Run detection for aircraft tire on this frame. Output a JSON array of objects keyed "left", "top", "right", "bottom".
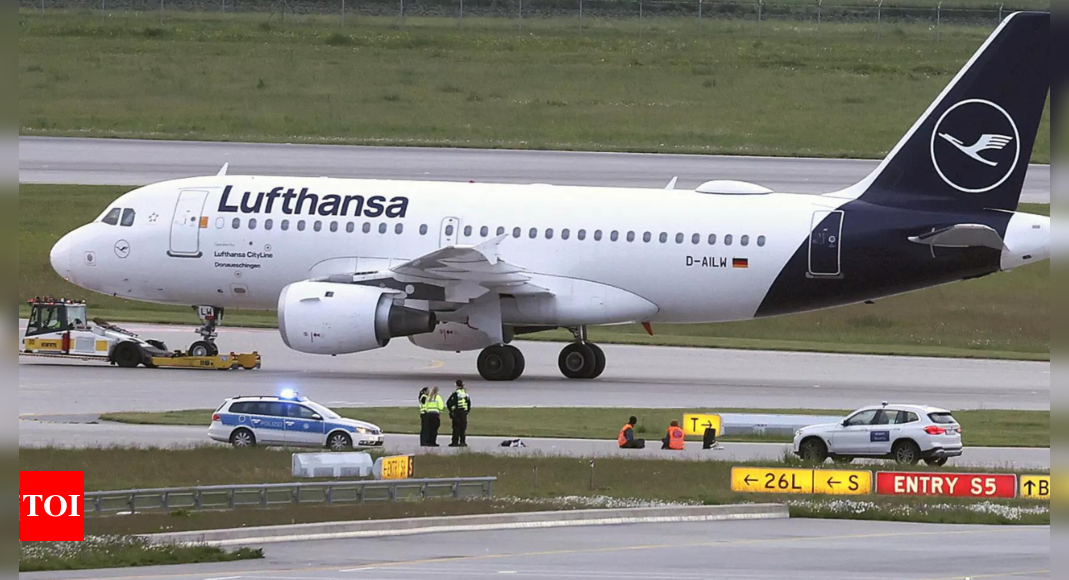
[
  {"left": 559, "top": 343, "right": 598, "bottom": 380},
  {"left": 589, "top": 343, "right": 606, "bottom": 379},
  {"left": 505, "top": 345, "right": 526, "bottom": 380},
  {"left": 190, "top": 341, "right": 219, "bottom": 358},
  {"left": 478, "top": 345, "right": 518, "bottom": 382}
]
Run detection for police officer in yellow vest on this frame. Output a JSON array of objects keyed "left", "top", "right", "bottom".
[
  {"left": 421, "top": 386, "right": 446, "bottom": 447},
  {"left": 447, "top": 380, "right": 472, "bottom": 448}
]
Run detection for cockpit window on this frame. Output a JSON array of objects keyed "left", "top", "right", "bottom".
[
  {"left": 120, "top": 209, "right": 136, "bottom": 227},
  {"left": 102, "top": 208, "right": 121, "bottom": 226}
]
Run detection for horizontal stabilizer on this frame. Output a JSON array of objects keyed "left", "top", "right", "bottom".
[{"left": 908, "top": 224, "right": 1006, "bottom": 250}]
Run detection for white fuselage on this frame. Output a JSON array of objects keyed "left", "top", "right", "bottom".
[{"left": 52, "top": 176, "right": 850, "bottom": 325}]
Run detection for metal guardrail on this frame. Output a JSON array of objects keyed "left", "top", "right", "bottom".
[{"left": 85, "top": 477, "right": 497, "bottom": 515}]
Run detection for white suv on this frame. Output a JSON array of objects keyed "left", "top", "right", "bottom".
[
  {"left": 208, "top": 393, "right": 384, "bottom": 451},
  {"left": 793, "top": 404, "right": 963, "bottom": 466}
]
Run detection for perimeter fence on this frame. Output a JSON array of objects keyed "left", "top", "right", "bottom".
[{"left": 20, "top": 0, "right": 1048, "bottom": 29}]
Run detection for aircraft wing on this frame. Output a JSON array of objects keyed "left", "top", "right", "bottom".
[{"left": 322, "top": 235, "right": 548, "bottom": 303}]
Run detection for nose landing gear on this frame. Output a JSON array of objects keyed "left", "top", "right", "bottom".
[{"left": 190, "top": 306, "right": 223, "bottom": 357}]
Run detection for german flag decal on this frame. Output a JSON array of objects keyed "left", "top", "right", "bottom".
[{"left": 733, "top": 258, "right": 750, "bottom": 269}]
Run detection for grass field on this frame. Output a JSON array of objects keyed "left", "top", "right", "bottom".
[
  {"left": 19, "top": 10, "right": 1050, "bottom": 161},
  {"left": 102, "top": 406, "right": 1051, "bottom": 448},
  {"left": 19, "top": 183, "right": 1050, "bottom": 359},
  {"left": 19, "top": 447, "right": 1051, "bottom": 533},
  {"left": 20, "top": 537, "right": 262, "bottom": 573}
]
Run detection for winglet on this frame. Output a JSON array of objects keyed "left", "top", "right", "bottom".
[
  {"left": 217, "top": 163, "right": 230, "bottom": 177},
  {"left": 665, "top": 177, "right": 679, "bottom": 190}
]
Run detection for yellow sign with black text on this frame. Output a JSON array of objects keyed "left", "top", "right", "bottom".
[
  {"left": 732, "top": 468, "right": 814, "bottom": 494},
  {"left": 813, "top": 470, "right": 873, "bottom": 496},
  {"left": 377, "top": 455, "right": 414, "bottom": 480},
  {"left": 683, "top": 414, "right": 722, "bottom": 437},
  {"left": 1019, "top": 475, "right": 1049, "bottom": 501}
]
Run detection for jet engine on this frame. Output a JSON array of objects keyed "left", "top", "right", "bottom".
[{"left": 279, "top": 281, "right": 436, "bottom": 355}]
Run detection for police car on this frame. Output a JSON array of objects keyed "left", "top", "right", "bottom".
[
  {"left": 208, "top": 391, "right": 384, "bottom": 451},
  {"left": 793, "top": 403, "right": 963, "bottom": 466}
]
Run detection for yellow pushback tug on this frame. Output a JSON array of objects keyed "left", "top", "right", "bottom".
[{"left": 20, "top": 298, "right": 260, "bottom": 371}]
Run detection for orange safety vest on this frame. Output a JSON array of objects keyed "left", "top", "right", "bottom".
[
  {"left": 618, "top": 424, "right": 634, "bottom": 447},
  {"left": 667, "top": 426, "right": 685, "bottom": 450}
]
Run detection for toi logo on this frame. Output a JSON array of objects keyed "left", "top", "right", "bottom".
[{"left": 20, "top": 471, "right": 86, "bottom": 542}]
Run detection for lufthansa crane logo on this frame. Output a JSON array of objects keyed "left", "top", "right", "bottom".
[{"left": 931, "top": 99, "right": 1020, "bottom": 194}]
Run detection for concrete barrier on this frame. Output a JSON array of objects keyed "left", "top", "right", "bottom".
[{"left": 147, "top": 503, "right": 789, "bottom": 547}]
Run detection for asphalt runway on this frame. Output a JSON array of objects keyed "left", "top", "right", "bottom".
[
  {"left": 17, "top": 418, "right": 1051, "bottom": 470},
  {"left": 17, "top": 322, "right": 1050, "bottom": 415},
  {"left": 17, "top": 136, "right": 1053, "bottom": 204},
  {"left": 22, "top": 520, "right": 1050, "bottom": 580}
]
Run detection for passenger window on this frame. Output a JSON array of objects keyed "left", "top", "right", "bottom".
[
  {"left": 287, "top": 404, "right": 319, "bottom": 419},
  {"left": 660, "top": 233, "right": 668, "bottom": 244},
  {"left": 758, "top": 236, "right": 766, "bottom": 247},
  {"left": 314, "top": 221, "right": 323, "bottom": 232},
  {"left": 120, "top": 209, "right": 136, "bottom": 227},
  {"left": 626, "top": 231, "right": 635, "bottom": 243},
  {"left": 464, "top": 226, "right": 473, "bottom": 237},
  {"left": 420, "top": 224, "right": 429, "bottom": 236},
  {"left": 844, "top": 410, "right": 879, "bottom": 427},
  {"left": 248, "top": 219, "right": 258, "bottom": 230},
  {"left": 265, "top": 219, "right": 274, "bottom": 231},
  {"left": 395, "top": 223, "right": 404, "bottom": 235},
  {"left": 529, "top": 228, "right": 538, "bottom": 239},
  {"left": 102, "top": 208, "right": 121, "bottom": 226},
  {"left": 562, "top": 229, "right": 570, "bottom": 240},
  {"left": 594, "top": 230, "right": 603, "bottom": 241},
  {"left": 675, "top": 233, "right": 684, "bottom": 244},
  {"left": 643, "top": 232, "right": 652, "bottom": 243},
  {"left": 876, "top": 410, "right": 900, "bottom": 425},
  {"left": 741, "top": 235, "right": 750, "bottom": 247},
  {"left": 297, "top": 221, "right": 306, "bottom": 232},
  {"left": 546, "top": 228, "right": 554, "bottom": 240},
  {"left": 692, "top": 234, "right": 700, "bottom": 245},
  {"left": 330, "top": 222, "right": 339, "bottom": 233},
  {"left": 578, "top": 230, "right": 587, "bottom": 241},
  {"left": 724, "top": 235, "right": 734, "bottom": 246},
  {"left": 346, "top": 222, "right": 355, "bottom": 234},
  {"left": 610, "top": 231, "right": 619, "bottom": 242},
  {"left": 708, "top": 234, "right": 717, "bottom": 246},
  {"left": 513, "top": 227, "right": 522, "bottom": 238},
  {"left": 897, "top": 412, "right": 919, "bottom": 425},
  {"left": 497, "top": 227, "right": 506, "bottom": 236},
  {"left": 363, "top": 222, "right": 372, "bottom": 234},
  {"left": 480, "top": 226, "right": 489, "bottom": 238},
  {"left": 281, "top": 220, "right": 290, "bottom": 231},
  {"left": 230, "top": 402, "right": 249, "bottom": 414},
  {"left": 379, "top": 223, "right": 387, "bottom": 234},
  {"left": 232, "top": 218, "right": 241, "bottom": 230}
]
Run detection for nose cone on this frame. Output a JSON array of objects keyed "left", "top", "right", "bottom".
[{"left": 50, "top": 234, "right": 73, "bottom": 280}]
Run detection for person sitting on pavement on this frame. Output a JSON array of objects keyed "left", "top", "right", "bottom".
[
  {"left": 662, "top": 420, "right": 686, "bottom": 451},
  {"left": 618, "top": 416, "right": 646, "bottom": 449}
]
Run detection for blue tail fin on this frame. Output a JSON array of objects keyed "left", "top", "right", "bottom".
[{"left": 839, "top": 12, "right": 1049, "bottom": 213}]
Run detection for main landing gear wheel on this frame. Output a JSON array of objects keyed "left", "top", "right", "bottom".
[
  {"left": 478, "top": 345, "right": 525, "bottom": 381},
  {"left": 559, "top": 343, "right": 605, "bottom": 380}
]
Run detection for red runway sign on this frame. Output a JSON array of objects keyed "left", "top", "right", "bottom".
[{"left": 876, "top": 472, "right": 1017, "bottom": 499}]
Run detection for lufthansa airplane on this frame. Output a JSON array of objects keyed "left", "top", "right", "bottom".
[{"left": 49, "top": 13, "right": 1049, "bottom": 381}]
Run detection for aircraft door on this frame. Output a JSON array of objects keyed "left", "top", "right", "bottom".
[
  {"left": 439, "top": 217, "right": 460, "bottom": 248},
  {"left": 169, "top": 190, "right": 210, "bottom": 257},
  {"left": 808, "top": 210, "right": 844, "bottom": 278}
]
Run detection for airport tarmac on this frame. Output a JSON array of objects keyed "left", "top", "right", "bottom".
[
  {"left": 17, "top": 322, "right": 1050, "bottom": 415},
  {"left": 17, "top": 136, "right": 1053, "bottom": 204},
  {"left": 17, "top": 417, "right": 1051, "bottom": 470},
  {"left": 21, "top": 519, "right": 1050, "bottom": 580}
]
